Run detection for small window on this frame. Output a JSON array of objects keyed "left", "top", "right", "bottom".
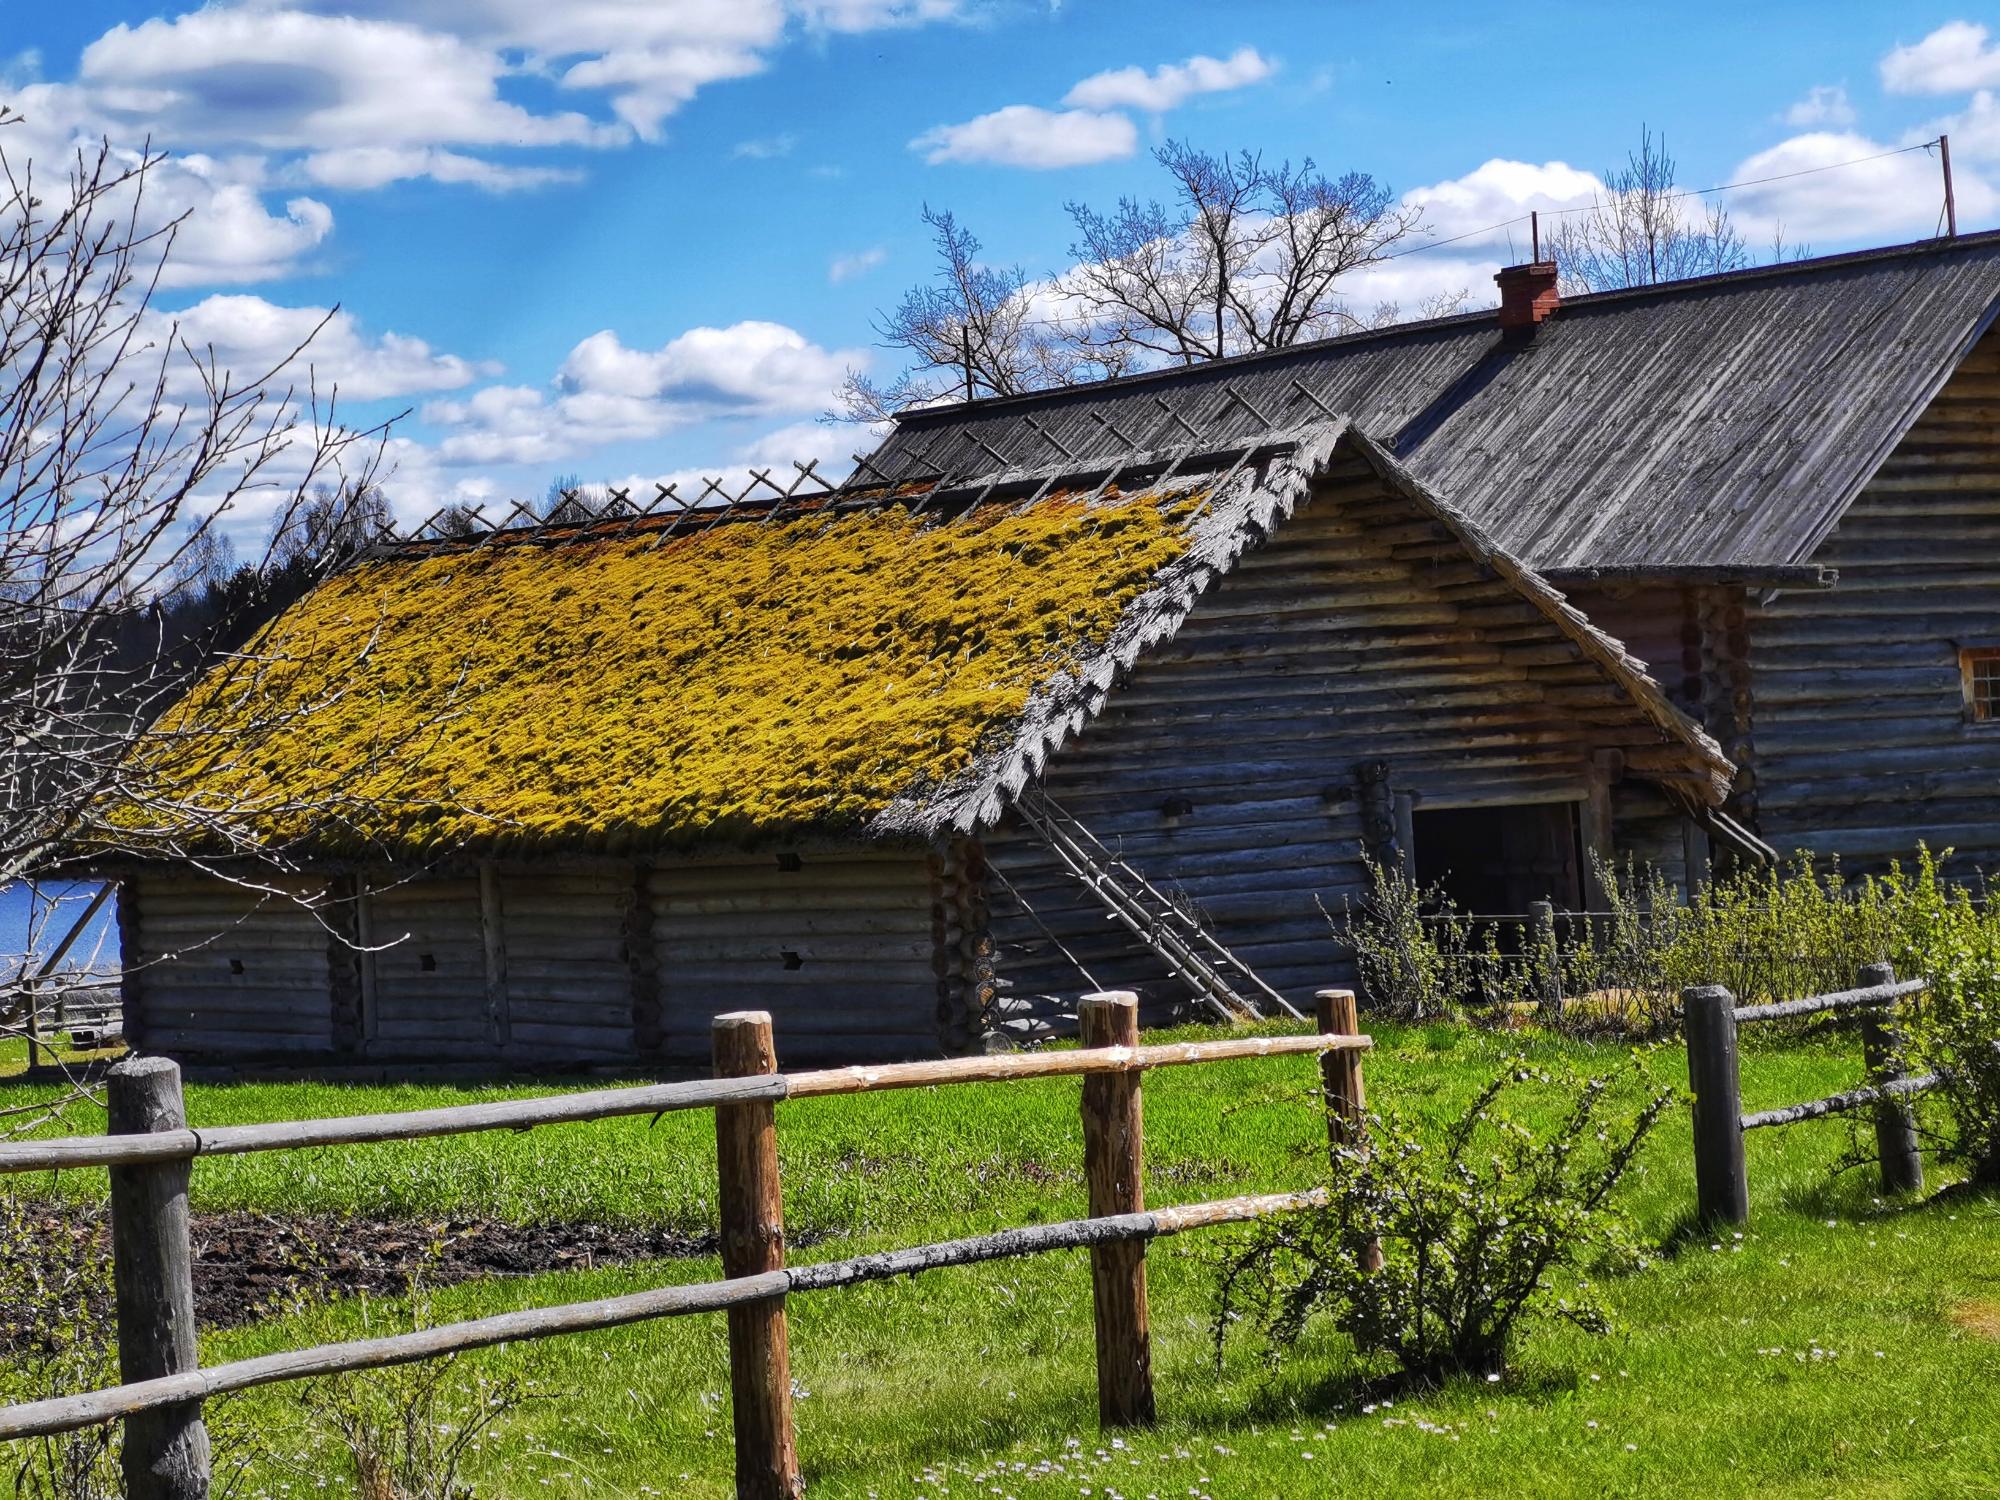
[{"left": 1962, "top": 648, "right": 2000, "bottom": 723}]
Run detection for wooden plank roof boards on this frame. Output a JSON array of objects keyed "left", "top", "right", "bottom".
[
  {"left": 119, "top": 422, "right": 1729, "bottom": 864},
  {"left": 862, "top": 232, "right": 2000, "bottom": 572}
]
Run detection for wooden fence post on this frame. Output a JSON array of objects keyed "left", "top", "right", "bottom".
[
  {"left": 1078, "top": 991, "right": 1154, "bottom": 1429},
  {"left": 1857, "top": 961, "right": 1924, "bottom": 1196},
  {"left": 106, "top": 1057, "right": 211, "bottom": 1500},
  {"left": 1683, "top": 984, "right": 1749, "bottom": 1226},
  {"left": 1315, "top": 989, "right": 1382, "bottom": 1273},
  {"left": 712, "top": 1012, "right": 802, "bottom": 1500}
]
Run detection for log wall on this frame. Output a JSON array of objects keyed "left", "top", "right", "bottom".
[
  {"left": 985, "top": 458, "right": 1679, "bottom": 1021},
  {"left": 123, "top": 849, "right": 950, "bottom": 1068},
  {"left": 1748, "top": 326, "right": 2000, "bottom": 874},
  {"left": 651, "top": 851, "right": 943, "bottom": 1064},
  {"left": 124, "top": 874, "right": 334, "bottom": 1057}
]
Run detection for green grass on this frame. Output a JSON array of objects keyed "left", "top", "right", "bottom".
[{"left": 5, "top": 1023, "right": 1998, "bottom": 1498}]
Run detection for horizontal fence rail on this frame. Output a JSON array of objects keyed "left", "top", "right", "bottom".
[
  {"left": 0, "top": 989, "right": 1373, "bottom": 1500},
  {"left": 1741, "top": 1072, "right": 1943, "bottom": 1132},
  {"left": 1685, "top": 962, "right": 1933, "bottom": 1226},
  {"left": 0, "top": 1188, "right": 1328, "bottom": 1444},
  {"left": 1732, "top": 978, "right": 1928, "bottom": 1025},
  {"left": 0, "top": 1032, "right": 1362, "bottom": 1177}
]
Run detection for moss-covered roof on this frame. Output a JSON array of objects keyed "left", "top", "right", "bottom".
[
  {"left": 124, "top": 419, "right": 1732, "bottom": 863},
  {"left": 130, "top": 489, "right": 1200, "bottom": 858}
]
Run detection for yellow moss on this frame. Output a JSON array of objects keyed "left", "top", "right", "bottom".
[{"left": 134, "top": 493, "right": 1196, "bottom": 855}]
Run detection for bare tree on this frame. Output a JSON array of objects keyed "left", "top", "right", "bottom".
[
  {"left": 840, "top": 144, "right": 1427, "bottom": 419},
  {"left": 0, "top": 110, "right": 399, "bottom": 1121},
  {"left": 1548, "top": 128, "right": 1750, "bottom": 293},
  {"left": 268, "top": 482, "right": 393, "bottom": 568},
  {"left": 837, "top": 207, "right": 1131, "bottom": 421},
  {"left": 1060, "top": 141, "right": 1426, "bottom": 366}
]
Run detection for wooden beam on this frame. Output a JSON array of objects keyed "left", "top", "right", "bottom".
[
  {"left": 107, "top": 1059, "right": 210, "bottom": 1499},
  {"left": 713, "top": 1011, "right": 801, "bottom": 1499},
  {"left": 0, "top": 1188, "right": 1328, "bottom": 1443},
  {"left": 0, "top": 1032, "right": 1368, "bottom": 1175},
  {"left": 477, "top": 862, "right": 510, "bottom": 1052},
  {"left": 1080, "top": 993, "right": 1153, "bottom": 1429}
]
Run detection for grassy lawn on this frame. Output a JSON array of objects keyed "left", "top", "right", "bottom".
[{"left": 3, "top": 1022, "right": 1997, "bottom": 1497}]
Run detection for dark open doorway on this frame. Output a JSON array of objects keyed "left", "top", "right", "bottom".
[{"left": 1411, "top": 801, "right": 1584, "bottom": 916}]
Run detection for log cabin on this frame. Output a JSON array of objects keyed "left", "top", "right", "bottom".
[
  {"left": 103, "top": 422, "right": 1730, "bottom": 1065},
  {"left": 865, "top": 231, "right": 2000, "bottom": 895}
]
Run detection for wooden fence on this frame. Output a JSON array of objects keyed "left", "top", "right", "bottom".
[
  {"left": 0, "top": 990, "right": 1371, "bottom": 1500},
  {"left": 1684, "top": 962, "right": 1935, "bottom": 1225}
]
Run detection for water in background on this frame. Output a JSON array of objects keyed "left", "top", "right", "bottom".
[{"left": 0, "top": 881, "right": 117, "bottom": 972}]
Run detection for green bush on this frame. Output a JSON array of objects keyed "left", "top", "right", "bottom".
[
  {"left": 1336, "top": 846, "right": 1985, "bottom": 1036},
  {"left": 1211, "top": 1058, "right": 1673, "bottom": 1384}
]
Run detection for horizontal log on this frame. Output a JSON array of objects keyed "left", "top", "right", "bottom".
[
  {"left": 0, "top": 1187, "right": 1329, "bottom": 1441},
  {"left": 648, "top": 890, "right": 935, "bottom": 917},
  {"left": 658, "top": 961, "right": 940, "bottom": 986},
  {"left": 1734, "top": 978, "right": 1927, "bottom": 1023},
  {"left": 0, "top": 1033, "right": 1364, "bottom": 1174},
  {"left": 1741, "top": 1073, "right": 1943, "bottom": 1131}
]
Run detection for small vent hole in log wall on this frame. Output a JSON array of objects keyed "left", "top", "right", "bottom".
[
  {"left": 228, "top": 958, "right": 244, "bottom": 975},
  {"left": 776, "top": 852, "right": 803, "bottom": 872},
  {"left": 419, "top": 952, "right": 437, "bottom": 972},
  {"left": 781, "top": 950, "right": 805, "bottom": 971}
]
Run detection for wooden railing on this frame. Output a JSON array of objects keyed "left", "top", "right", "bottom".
[
  {"left": 0, "top": 990, "right": 1371, "bottom": 1500},
  {"left": 1683, "top": 962, "right": 1934, "bottom": 1225}
]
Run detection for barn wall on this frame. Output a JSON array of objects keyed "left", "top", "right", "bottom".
[
  {"left": 125, "top": 850, "right": 947, "bottom": 1068},
  {"left": 1748, "top": 327, "right": 2000, "bottom": 875},
  {"left": 651, "top": 849, "right": 944, "bottom": 1064},
  {"left": 986, "top": 460, "right": 1681, "bottom": 1024},
  {"left": 124, "top": 871, "right": 335, "bottom": 1057},
  {"left": 364, "top": 877, "right": 488, "bottom": 1057}
]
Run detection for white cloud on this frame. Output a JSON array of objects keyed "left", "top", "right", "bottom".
[
  {"left": 80, "top": 10, "right": 621, "bottom": 153},
  {"left": 1882, "top": 20, "right": 2000, "bottom": 95},
  {"left": 1915, "top": 87, "right": 2000, "bottom": 164},
  {"left": 829, "top": 246, "right": 888, "bottom": 283},
  {"left": 163, "top": 183, "right": 334, "bottom": 286},
  {"left": 428, "top": 386, "right": 575, "bottom": 466},
  {"left": 913, "top": 106, "right": 1137, "bottom": 168},
  {"left": 38, "top": 0, "right": 970, "bottom": 212},
  {"left": 148, "top": 296, "right": 494, "bottom": 402},
  {"left": 795, "top": 0, "right": 963, "bottom": 31},
  {"left": 1063, "top": 47, "right": 1275, "bottom": 113},
  {"left": 301, "top": 147, "right": 579, "bottom": 192},
  {"left": 4, "top": 87, "right": 335, "bottom": 286},
  {"left": 1784, "top": 84, "right": 1856, "bottom": 128},
  {"left": 295, "top": 0, "right": 957, "bottom": 141},
  {"left": 426, "top": 320, "right": 866, "bottom": 466},
  {"left": 1400, "top": 158, "right": 1606, "bottom": 249},
  {"left": 559, "top": 322, "right": 859, "bottom": 410},
  {"left": 732, "top": 133, "right": 797, "bottom": 160},
  {"left": 1723, "top": 130, "right": 1986, "bottom": 243}
]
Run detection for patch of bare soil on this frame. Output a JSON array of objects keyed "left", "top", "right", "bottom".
[
  {"left": 1950, "top": 1298, "right": 2000, "bottom": 1339},
  {"left": 3, "top": 1205, "right": 715, "bottom": 1346}
]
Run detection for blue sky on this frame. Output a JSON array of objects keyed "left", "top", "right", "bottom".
[{"left": 5, "top": 1, "right": 1997, "bottom": 540}]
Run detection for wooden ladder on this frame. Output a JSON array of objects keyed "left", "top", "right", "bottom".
[{"left": 1016, "top": 794, "right": 1304, "bottom": 1024}]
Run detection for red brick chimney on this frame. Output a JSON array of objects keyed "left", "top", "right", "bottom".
[{"left": 1495, "top": 261, "right": 1561, "bottom": 331}]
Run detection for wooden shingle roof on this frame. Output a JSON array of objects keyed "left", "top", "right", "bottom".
[{"left": 862, "top": 232, "right": 2000, "bottom": 571}]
